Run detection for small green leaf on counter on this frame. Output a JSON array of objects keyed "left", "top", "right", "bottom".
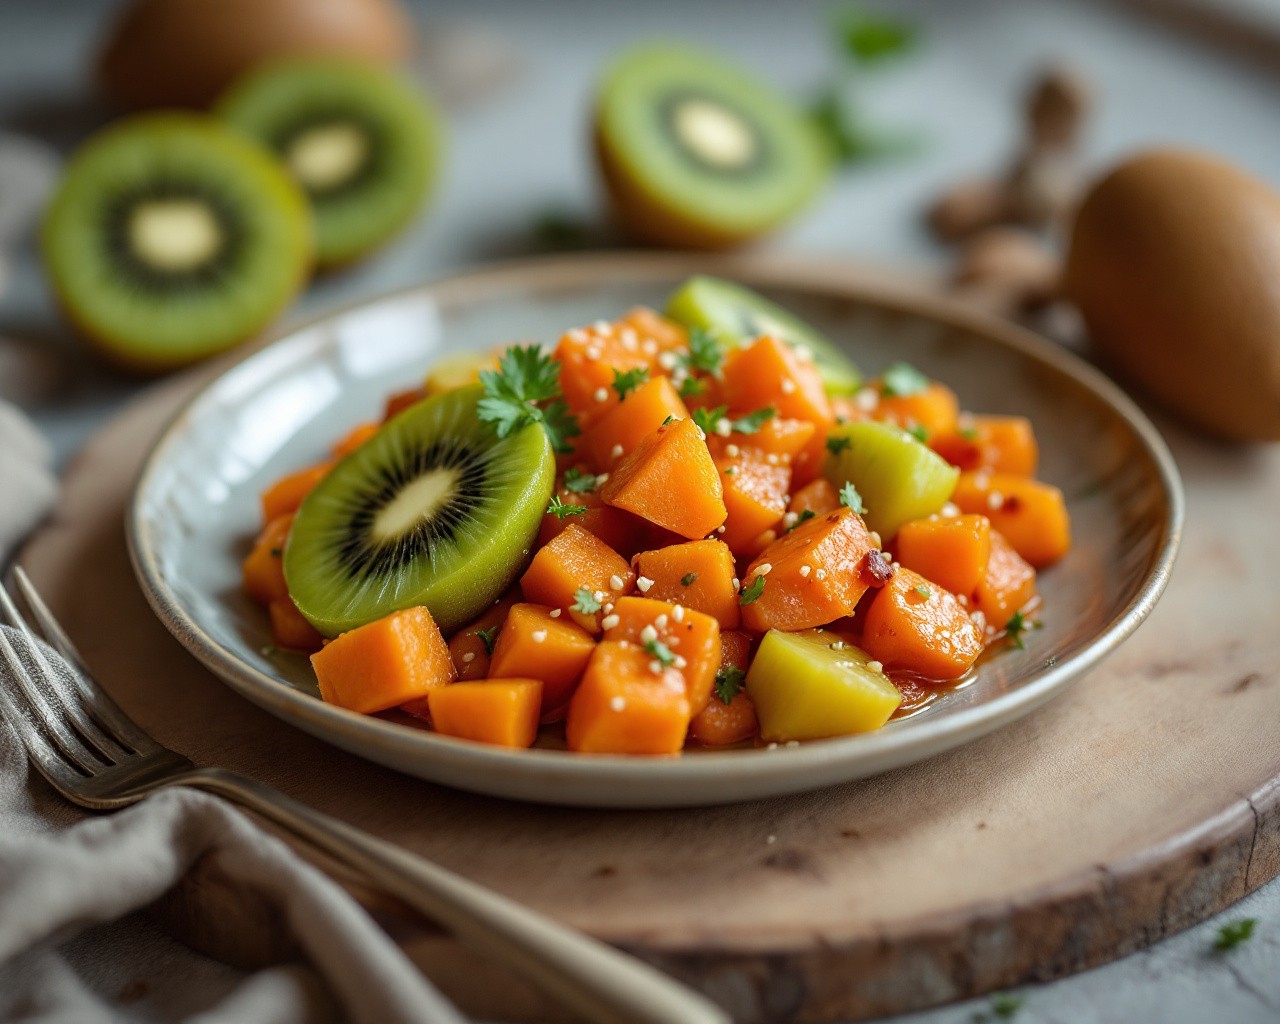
[
  {"left": 833, "top": 7, "right": 918, "bottom": 64},
  {"left": 1214, "top": 917, "right": 1257, "bottom": 951}
]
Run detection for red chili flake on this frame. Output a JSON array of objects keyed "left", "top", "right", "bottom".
[{"left": 858, "top": 549, "right": 895, "bottom": 587}]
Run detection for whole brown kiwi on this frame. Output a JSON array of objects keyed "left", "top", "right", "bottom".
[
  {"left": 97, "top": 0, "right": 414, "bottom": 109},
  {"left": 1064, "top": 148, "right": 1280, "bottom": 442}
]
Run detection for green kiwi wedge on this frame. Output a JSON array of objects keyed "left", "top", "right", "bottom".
[
  {"left": 285, "top": 383, "right": 554, "bottom": 637},
  {"left": 665, "top": 276, "right": 862, "bottom": 394},
  {"left": 42, "top": 113, "right": 311, "bottom": 372},
  {"left": 595, "top": 44, "right": 831, "bottom": 249},
  {"left": 218, "top": 57, "right": 442, "bottom": 267}
]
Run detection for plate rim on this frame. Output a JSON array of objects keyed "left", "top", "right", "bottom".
[{"left": 126, "top": 251, "right": 1185, "bottom": 804}]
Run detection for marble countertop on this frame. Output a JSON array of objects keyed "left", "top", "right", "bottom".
[{"left": 0, "top": 0, "right": 1275, "bottom": 1020}]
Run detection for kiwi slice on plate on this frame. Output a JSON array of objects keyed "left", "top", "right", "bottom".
[
  {"left": 218, "top": 57, "right": 442, "bottom": 267},
  {"left": 42, "top": 114, "right": 311, "bottom": 371},
  {"left": 595, "top": 44, "right": 830, "bottom": 249},
  {"left": 666, "top": 276, "right": 862, "bottom": 394},
  {"left": 285, "top": 383, "right": 554, "bottom": 637}
]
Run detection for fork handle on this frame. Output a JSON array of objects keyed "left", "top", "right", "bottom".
[{"left": 177, "top": 767, "right": 728, "bottom": 1024}]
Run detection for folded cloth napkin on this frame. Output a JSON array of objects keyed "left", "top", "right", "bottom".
[{"left": 0, "top": 406, "right": 466, "bottom": 1023}]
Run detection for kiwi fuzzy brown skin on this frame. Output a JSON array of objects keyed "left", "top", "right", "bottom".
[{"left": 1064, "top": 149, "right": 1280, "bottom": 443}]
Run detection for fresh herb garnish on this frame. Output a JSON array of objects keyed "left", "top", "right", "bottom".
[
  {"left": 475, "top": 626, "right": 500, "bottom": 657},
  {"left": 680, "top": 572, "right": 698, "bottom": 586},
  {"left": 810, "top": 87, "right": 921, "bottom": 165},
  {"left": 880, "top": 361, "right": 929, "bottom": 398},
  {"left": 732, "top": 406, "right": 776, "bottom": 434},
  {"left": 692, "top": 405, "right": 728, "bottom": 435},
  {"left": 959, "top": 425, "right": 981, "bottom": 441},
  {"left": 989, "top": 992, "right": 1024, "bottom": 1019},
  {"left": 839, "top": 481, "right": 865, "bottom": 514},
  {"left": 1214, "top": 918, "right": 1257, "bottom": 951},
  {"left": 913, "top": 583, "right": 932, "bottom": 599},
  {"left": 645, "top": 637, "right": 677, "bottom": 667},
  {"left": 826, "top": 435, "right": 851, "bottom": 455},
  {"left": 270, "top": 548, "right": 283, "bottom": 558},
  {"left": 562, "top": 467, "right": 598, "bottom": 494},
  {"left": 833, "top": 6, "right": 918, "bottom": 65},
  {"left": 679, "top": 327, "right": 724, "bottom": 376},
  {"left": 714, "top": 666, "right": 746, "bottom": 704},
  {"left": 789, "top": 509, "right": 816, "bottom": 532},
  {"left": 739, "top": 575, "right": 766, "bottom": 605},
  {"left": 661, "top": 414, "right": 675, "bottom": 426},
  {"left": 611, "top": 366, "right": 649, "bottom": 400},
  {"left": 572, "top": 589, "right": 602, "bottom": 614},
  {"left": 547, "top": 494, "right": 587, "bottom": 519},
  {"left": 1005, "top": 610, "right": 1029, "bottom": 649},
  {"left": 478, "top": 345, "right": 580, "bottom": 454},
  {"left": 907, "top": 423, "right": 928, "bottom": 443},
  {"left": 678, "top": 376, "right": 706, "bottom": 399}
]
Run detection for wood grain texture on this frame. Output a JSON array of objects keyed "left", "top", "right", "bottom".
[{"left": 17, "top": 355, "right": 1280, "bottom": 1022}]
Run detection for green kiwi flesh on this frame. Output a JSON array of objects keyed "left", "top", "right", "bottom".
[
  {"left": 41, "top": 113, "right": 311, "bottom": 370},
  {"left": 285, "top": 384, "right": 554, "bottom": 637},
  {"left": 596, "top": 44, "right": 830, "bottom": 246},
  {"left": 218, "top": 57, "right": 442, "bottom": 267},
  {"left": 665, "top": 276, "right": 862, "bottom": 394}
]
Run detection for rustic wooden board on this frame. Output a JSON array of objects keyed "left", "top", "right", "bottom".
[{"left": 18, "top": 357, "right": 1280, "bottom": 1022}]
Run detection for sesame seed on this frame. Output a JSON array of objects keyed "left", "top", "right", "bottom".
[
  {"left": 601, "top": 614, "right": 620, "bottom": 630},
  {"left": 869, "top": 531, "right": 882, "bottom": 548},
  {"left": 639, "top": 340, "right": 657, "bottom": 358},
  {"left": 781, "top": 379, "right": 796, "bottom": 394},
  {"left": 854, "top": 387, "right": 879, "bottom": 412},
  {"left": 988, "top": 491, "right": 1004, "bottom": 510},
  {"left": 654, "top": 613, "right": 669, "bottom": 628},
  {"left": 462, "top": 652, "right": 475, "bottom": 663},
  {"left": 602, "top": 602, "right": 614, "bottom": 614},
  {"left": 757, "top": 563, "right": 773, "bottom": 576},
  {"left": 815, "top": 569, "right": 827, "bottom": 580},
  {"left": 799, "top": 564, "right": 812, "bottom": 578},
  {"left": 725, "top": 443, "right": 740, "bottom": 458},
  {"left": 531, "top": 630, "right": 547, "bottom": 643},
  {"left": 549, "top": 608, "right": 562, "bottom": 618},
  {"left": 795, "top": 344, "right": 813, "bottom": 362},
  {"left": 621, "top": 327, "right": 638, "bottom": 345},
  {"left": 568, "top": 328, "right": 587, "bottom": 343},
  {"left": 767, "top": 742, "right": 778, "bottom": 750},
  {"left": 586, "top": 346, "right": 604, "bottom": 361},
  {"left": 672, "top": 605, "right": 685, "bottom": 622},
  {"left": 649, "top": 659, "right": 663, "bottom": 674},
  {"left": 594, "top": 387, "right": 609, "bottom": 403},
  {"left": 715, "top": 525, "right": 726, "bottom": 534},
  {"left": 695, "top": 426, "right": 706, "bottom": 441},
  {"left": 867, "top": 660, "right": 884, "bottom": 673},
  {"left": 594, "top": 590, "right": 606, "bottom": 602},
  {"left": 766, "top": 834, "right": 777, "bottom": 844},
  {"left": 941, "top": 502, "right": 960, "bottom": 518},
  {"left": 596, "top": 473, "right": 609, "bottom": 484},
  {"left": 766, "top": 453, "right": 779, "bottom": 465},
  {"left": 715, "top": 419, "right": 732, "bottom": 437},
  {"left": 610, "top": 696, "right": 627, "bottom": 712},
  {"left": 674, "top": 655, "right": 687, "bottom": 669},
  {"left": 759, "top": 530, "right": 777, "bottom": 546},
  {"left": 592, "top": 319, "right": 611, "bottom": 333},
  {"left": 732, "top": 577, "right": 741, "bottom": 590},
  {"left": 783, "top": 512, "right": 798, "bottom": 527},
  {"left": 882, "top": 551, "right": 893, "bottom": 562},
  {"left": 640, "top": 624, "right": 659, "bottom": 643},
  {"left": 609, "top": 575, "right": 625, "bottom": 591},
  {"left": 636, "top": 576, "right": 654, "bottom": 593},
  {"left": 657, "top": 351, "right": 677, "bottom": 370},
  {"left": 610, "top": 444, "right": 623, "bottom": 459}
]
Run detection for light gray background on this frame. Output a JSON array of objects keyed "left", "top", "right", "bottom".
[{"left": 0, "top": 1, "right": 1276, "bottom": 1020}]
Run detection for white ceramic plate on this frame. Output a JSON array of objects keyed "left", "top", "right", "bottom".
[{"left": 128, "top": 254, "right": 1182, "bottom": 807}]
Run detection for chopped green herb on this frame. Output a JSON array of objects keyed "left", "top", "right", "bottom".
[
  {"left": 839, "top": 481, "right": 865, "bottom": 514},
  {"left": 474, "top": 626, "right": 500, "bottom": 657},
  {"left": 826, "top": 435, "right": 851, "bottom": 455},
  {"left": 572, "top": 589, "right": 602, "bottom": 615},
  {"left": 692, "top": 404, "right": 729, "bottom": 435},
  {"left": 731, "top": 406, "right": 776, "bottom": 435},
  {"left": 679, "top": 327, "right": 724, "bottom": 376},
  {"left": 833, "top": 6, "right": 918, "bottom": 65},
  {"left": 562, "top": 467, "right": 599, "bottom": 494},
  {"left": 547, "top": 494, "right": 587, "bottom": 519},
  {"left": 269, "top": 548, "right": 283, "bottom": 558},
  {"left": 1214, "top": 917, "right": 1257, "bottom": 951},
  {"left": 789, "top": 509, "right": 816, "bottom": 532},
  {"left": 644, "top": 637, "right": 676, "bottom": 667},
  {"left": 661, "top": 414, "right": 675, "bottom": 426},
  {"left": 714, "top": 666, "right": 746, "bottom": 704},
  {"left": 809, "top": 88, "right": 921, "bottom": 165},
  {"left": 680, "top": 572, "right": 698, "bottom": 586},
  {"left": 913, "top": 583, "right": 932, "bottom": 599},
  {"left": 724, "top": 466, "right": 738, "bottom": 476},
  {"left": 959, "top": 425, "right": 981, "bottom": 441},
  {"left": 880, "top": 361, "right": 929, "bottom": 398},
  {"left": 678, "top": 376, "right": 707, "bottom": 399},
  {"left": 907, "top": 423, "right": 928, "bottom": 443},
  {"left": 478, "top": 345, "right": 580, "bottom": 454},
  {"left": 989, "top": 992, "right": 1024, "bottom": 1018},
  {"left": 611, "top": 366, "right": 649, "bottom": 400},
  {"left": 739, "top": 575, "right": 766, "bottom": 605},
  {"left": 1005, "top": 610, "right": 1030, "bottom": 650}
]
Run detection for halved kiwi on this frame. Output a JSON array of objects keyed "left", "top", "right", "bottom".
[
  {"left": 285, "top": 383, "right": 554, "bottom": 637},
  {"left": 665, "top": 276, "right": 862, "bottom": 394},
  {"left": 594, "top": 44, "right": 831, "bottom": 249},
  {"left": 42, "top": 113, "right": 311, "bottom": 371},
  {"left": 217, "top": 57, "right": 442, "bottom": 267}
]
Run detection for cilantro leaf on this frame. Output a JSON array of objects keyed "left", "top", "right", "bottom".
[
  {"left": 611, "top": 366, "right": 649, "bottom": 400},
  {"left": 679, "top": 327, "right": 724, "bottom": 376},
  {"left": 1006, "top": 610, "right": 1029, "bottom": 649},
  {"left": 714, "top": 666, "right": 746, "bottom": 705},
  {"left": 990, "top": 992, "right": 1024, "bottom": 1019},
  {"left": 572, "top": 589, "right": 602, "bottom": 614},
  {"left": 739, "top": 575, "right": 766, "bottom": 606},
  {"left": 678, "top": 376, "right": 707, "bottom": 399},
  {"left": 826, "top": 435, "right": 851, "bottom": 455},
  {"left": 478, "top": 345, "right": 581, "bottom": 454},
  {"left": 913, "top": 583, "right": 932, "bottom": 599},
  {"left": 731, "top": 407, "right": 776, "bottom": 435},
  {"left": 692, "top": 405, "right": 728, "bottom": 435},
  {"left": 680, "top": 572, "right": 698, "bottom": 586},
  {"left": 833, "top": 7, "right": 918, "bottom": 65},
  {"left": 1214, "top": 918, "right": 1257, "bottom": 951},
  {"left": 644, "top": 637, "right": 676, "bottom": 667},
  {"left": 540, "top": 399, "right": 580, "bottom": 455},
  {"left": 907, "top": 423, "right": 928, "bottom": 443},
  {"left": 475, "top": 626, "right": 500, "bottom": 657},
  {"left": 810, "top": 87, "right": 923, "bottom": 166},
  {"left": 880, "top": 361, "right": 929, "bottom": 398},
  {"left": 839, "top": 481, "right": 865, "bottom": 514},
  {"left": 788, "top": 509, "right": 816, "bottom": 532},
  {"left": 547, "top": 494, "right": 587, "bottom": 519},
  {"left": 562, "top": 467, "right": 599, "bottom": 494}
]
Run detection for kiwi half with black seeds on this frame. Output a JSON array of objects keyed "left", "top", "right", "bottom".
[
  {"left": 285, "top": 383, "right": 554, "bottom": 637},
  {"left": 42, "top": 113, "right": 311, "bottom": 371},
  {"left": 595, "top": 44, "right": 831, "bottom": 249},
  {"left": 218, "top": 57, "right": 442, "bottom": 267}
]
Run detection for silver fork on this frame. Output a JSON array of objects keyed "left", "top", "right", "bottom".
[{"left": 0, "top": 567, "right": 728, "bottom": 1024}]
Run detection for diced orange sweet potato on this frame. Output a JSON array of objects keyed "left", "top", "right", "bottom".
[
  {"left": 268, "top": 599, "right": 324, "bottom": 653},
  {"left": 873, "top": 381, "right": 960, "bottom": 439},
  {"left": 788, "top": 478, "right": 841, "bottom": 517},
  {"left": 950, "top": 472, "right": 1070, "bottom": 567},
  {"left": 261, "top": 462, "right": 333, "bottom": 523},
  {"left": 861, "top": 567, "right": 983, "bottom": 681},
  {"left": 632, "top": 539, "right": 740, "bottom": 629},
  {"left": 789, "top": 426, "right": 830, "bottom": 487},
  {"left": 603, "top": 596, "right": 721, "bottom": 715},
  {"left": 931, "top": 416, "right": 1039, "bottom": 476},
  {"left": 537, "top": 476, "right": 651, "bottom": 558},
  {"left": 972, "top": 530, "right": 1037, "bottom": 631},
  {"left": 447, "top": 590, "right": 520, "bottom": 681},
  {"left": 598, "top": 418, "right": 726, "bottom": 540},
  {"left": 689, "top": 690, "right": 758, "bottom": 746},
  {"left": 740, "top": 508, "right": 877, "bottom": 632},
  {"left": 243, "top": 514, "right": 293, "bottom": 606},
  {"left": 705, "top": 417, "right": 815, "bottom": 462},
  {"left": 383, "top": 387, "right": 425, "bottom": 422},
  {"left": 588, "top": 377, "right": 690, "bottom": 468},
  {"left": 520, "top": 524, "right": 635, "bottom": 631},
  {"left": 720, "top": 630, "right": 752, "bottom": 670},
  {"left": 619, "top": 306, "right": 688, "bottom": 352},
  {"left": 564, "top": 641, "right": 692, "bottom": 755},
  {"left": 427, "top": 679, "right": 542, "bottom": 748},
  {"left": 719, "top": 336, "right": 834, "bottom": 427},
  {"left": 714, "top": 449, "right": 790, "bottom": 555},
  {"left": 555, "top": 313, "right": 683, "bottom": 426},
  {"left": 488, "top": 603, "right": 596, "bottom": 718},
  {"left": 311, "top": 606, "right": 455, "bottom": 715},
  {"left": 895, "top": 514, "right": 992, "bottom": 598}
]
